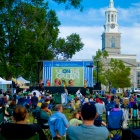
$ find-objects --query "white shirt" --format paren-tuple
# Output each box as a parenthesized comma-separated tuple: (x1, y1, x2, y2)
(76, 90, 82, 99)
(31, 90, 40, 97)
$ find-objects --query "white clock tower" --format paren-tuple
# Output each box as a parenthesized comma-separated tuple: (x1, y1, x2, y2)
(102, 0, 121, 54)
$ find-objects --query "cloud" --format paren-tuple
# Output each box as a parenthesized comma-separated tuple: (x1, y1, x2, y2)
(58, 25, 140, 61)
(59, 26, 102, 60)
(56, 3, 140, 61)
(120, 26, 140, 61)
(56, 2, 140, 26)
(57, 8, 106, 26)
(131, 2, 140, 7)
(117, 7, 140, 25)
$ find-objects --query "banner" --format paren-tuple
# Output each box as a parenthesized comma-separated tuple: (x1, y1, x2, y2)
(52, 67, 83, 87)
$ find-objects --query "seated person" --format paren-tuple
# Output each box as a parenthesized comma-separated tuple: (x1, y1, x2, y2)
(111, 104, 121, 111)
(69, 112, 82, 126)
(1, 105, 47, 140)
(94, 118, 107, 127)
(0, 102, 5, 126)
(67, 94, 72, 103)
(82, 96, 89, 104)
(49, 104, 68, 139)
(32, 103, 52, 125)
(67, 102, 109, 140)
(7, 100, 16, 116)
(0, 102, 5, 113)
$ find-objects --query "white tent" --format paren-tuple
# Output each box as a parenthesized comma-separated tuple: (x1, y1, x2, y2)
(0, 77, 12, 84)
(17, 76, 30, 84)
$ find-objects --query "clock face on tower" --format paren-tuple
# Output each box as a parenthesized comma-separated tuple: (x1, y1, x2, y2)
(110, 24, 115, 29)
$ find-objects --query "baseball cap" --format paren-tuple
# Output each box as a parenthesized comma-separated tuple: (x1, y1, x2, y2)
(81, 102, 97, 120)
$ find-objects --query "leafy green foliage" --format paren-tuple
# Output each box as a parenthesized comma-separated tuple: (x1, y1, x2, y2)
(0, 0, 84, 82)
(93, 50, 131, 91)
(53, 33, 84, 59)
(93, 49, 108, 84)
(107, 59, 131, 89)
(52, 0, 83, 11)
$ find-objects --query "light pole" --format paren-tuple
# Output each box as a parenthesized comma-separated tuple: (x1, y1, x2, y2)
(96, 60, 99, 84)
(93, 58, 101, 90)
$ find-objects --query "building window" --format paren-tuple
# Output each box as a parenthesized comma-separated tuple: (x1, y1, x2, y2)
(138, 80, 140, 84)
(111, 14, 114, 22)
(108, 14, 110, 22)
(138, 72, 140, 77)
(110, 37, 115, 48)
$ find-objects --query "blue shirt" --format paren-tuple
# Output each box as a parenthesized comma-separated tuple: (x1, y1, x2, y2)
(67, 124, 109, 140)
(49, 111, 68, 137)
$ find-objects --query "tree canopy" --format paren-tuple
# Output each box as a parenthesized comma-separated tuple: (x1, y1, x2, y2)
(107, 58, 131, 89)
(52, 0, 83, 11)
(93, 49, 108, 84)
(93, 50, 131, 91)
(0, 0, 84, 82)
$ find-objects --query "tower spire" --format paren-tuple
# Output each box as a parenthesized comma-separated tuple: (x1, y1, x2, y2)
(109, 0, 114, 8)
(102, 0, 121, 55)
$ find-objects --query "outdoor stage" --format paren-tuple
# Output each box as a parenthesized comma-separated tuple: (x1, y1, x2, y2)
(29, 86, 94, 95)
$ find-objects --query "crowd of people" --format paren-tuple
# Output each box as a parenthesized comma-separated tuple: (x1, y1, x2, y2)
(0, 87, 140, 140)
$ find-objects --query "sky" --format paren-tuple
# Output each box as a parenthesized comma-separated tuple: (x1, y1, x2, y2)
(48, 0, 140, 61)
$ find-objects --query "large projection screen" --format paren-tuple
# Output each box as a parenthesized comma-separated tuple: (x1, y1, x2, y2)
(43, 60, 93, 87)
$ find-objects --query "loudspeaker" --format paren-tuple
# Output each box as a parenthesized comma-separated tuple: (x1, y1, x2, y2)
(94, 82, 101, 90)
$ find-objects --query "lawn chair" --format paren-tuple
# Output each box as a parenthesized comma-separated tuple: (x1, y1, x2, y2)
(128, 118, 140, 140)
(107, 110, 123, 137)
(128, 116, 140, 135)
(0, 133, 39, 140)
(51, 93, 62, 111)
(17, 98, 27, 107)
(0, 108, 5, 128)
(33, 110, 51, 138)
(0, 98, 5, 105)
(53, 93, 62, 104)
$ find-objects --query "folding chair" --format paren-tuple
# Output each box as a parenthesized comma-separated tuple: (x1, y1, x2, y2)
(53, 93, 62, 105)
(107, 110, 123, 136)
(0, 109, 4, 128)
(33, 111, 51, 138)
(128, 117, 140, 130)
(0, 133, 39, 140)
(0, 98, 5, 105)
(126, 115, 140, 140)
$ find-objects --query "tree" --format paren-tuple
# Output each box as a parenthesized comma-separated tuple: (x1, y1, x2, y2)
(107, 59, 131, 92)
(53, 33, 84, 59)
(0, 0, 84, 82)
(93, 49, 108, 85)
(52, 0, 83, 11)
(93, 50, 131, 92)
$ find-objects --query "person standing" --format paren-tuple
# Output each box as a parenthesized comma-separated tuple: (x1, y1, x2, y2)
(75, 88, 82, 99)
(31, 92, 38, 109)
(95, 98, 106, 120)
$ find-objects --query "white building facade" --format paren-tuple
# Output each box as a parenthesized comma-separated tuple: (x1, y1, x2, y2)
(101, 0, 139, 90)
